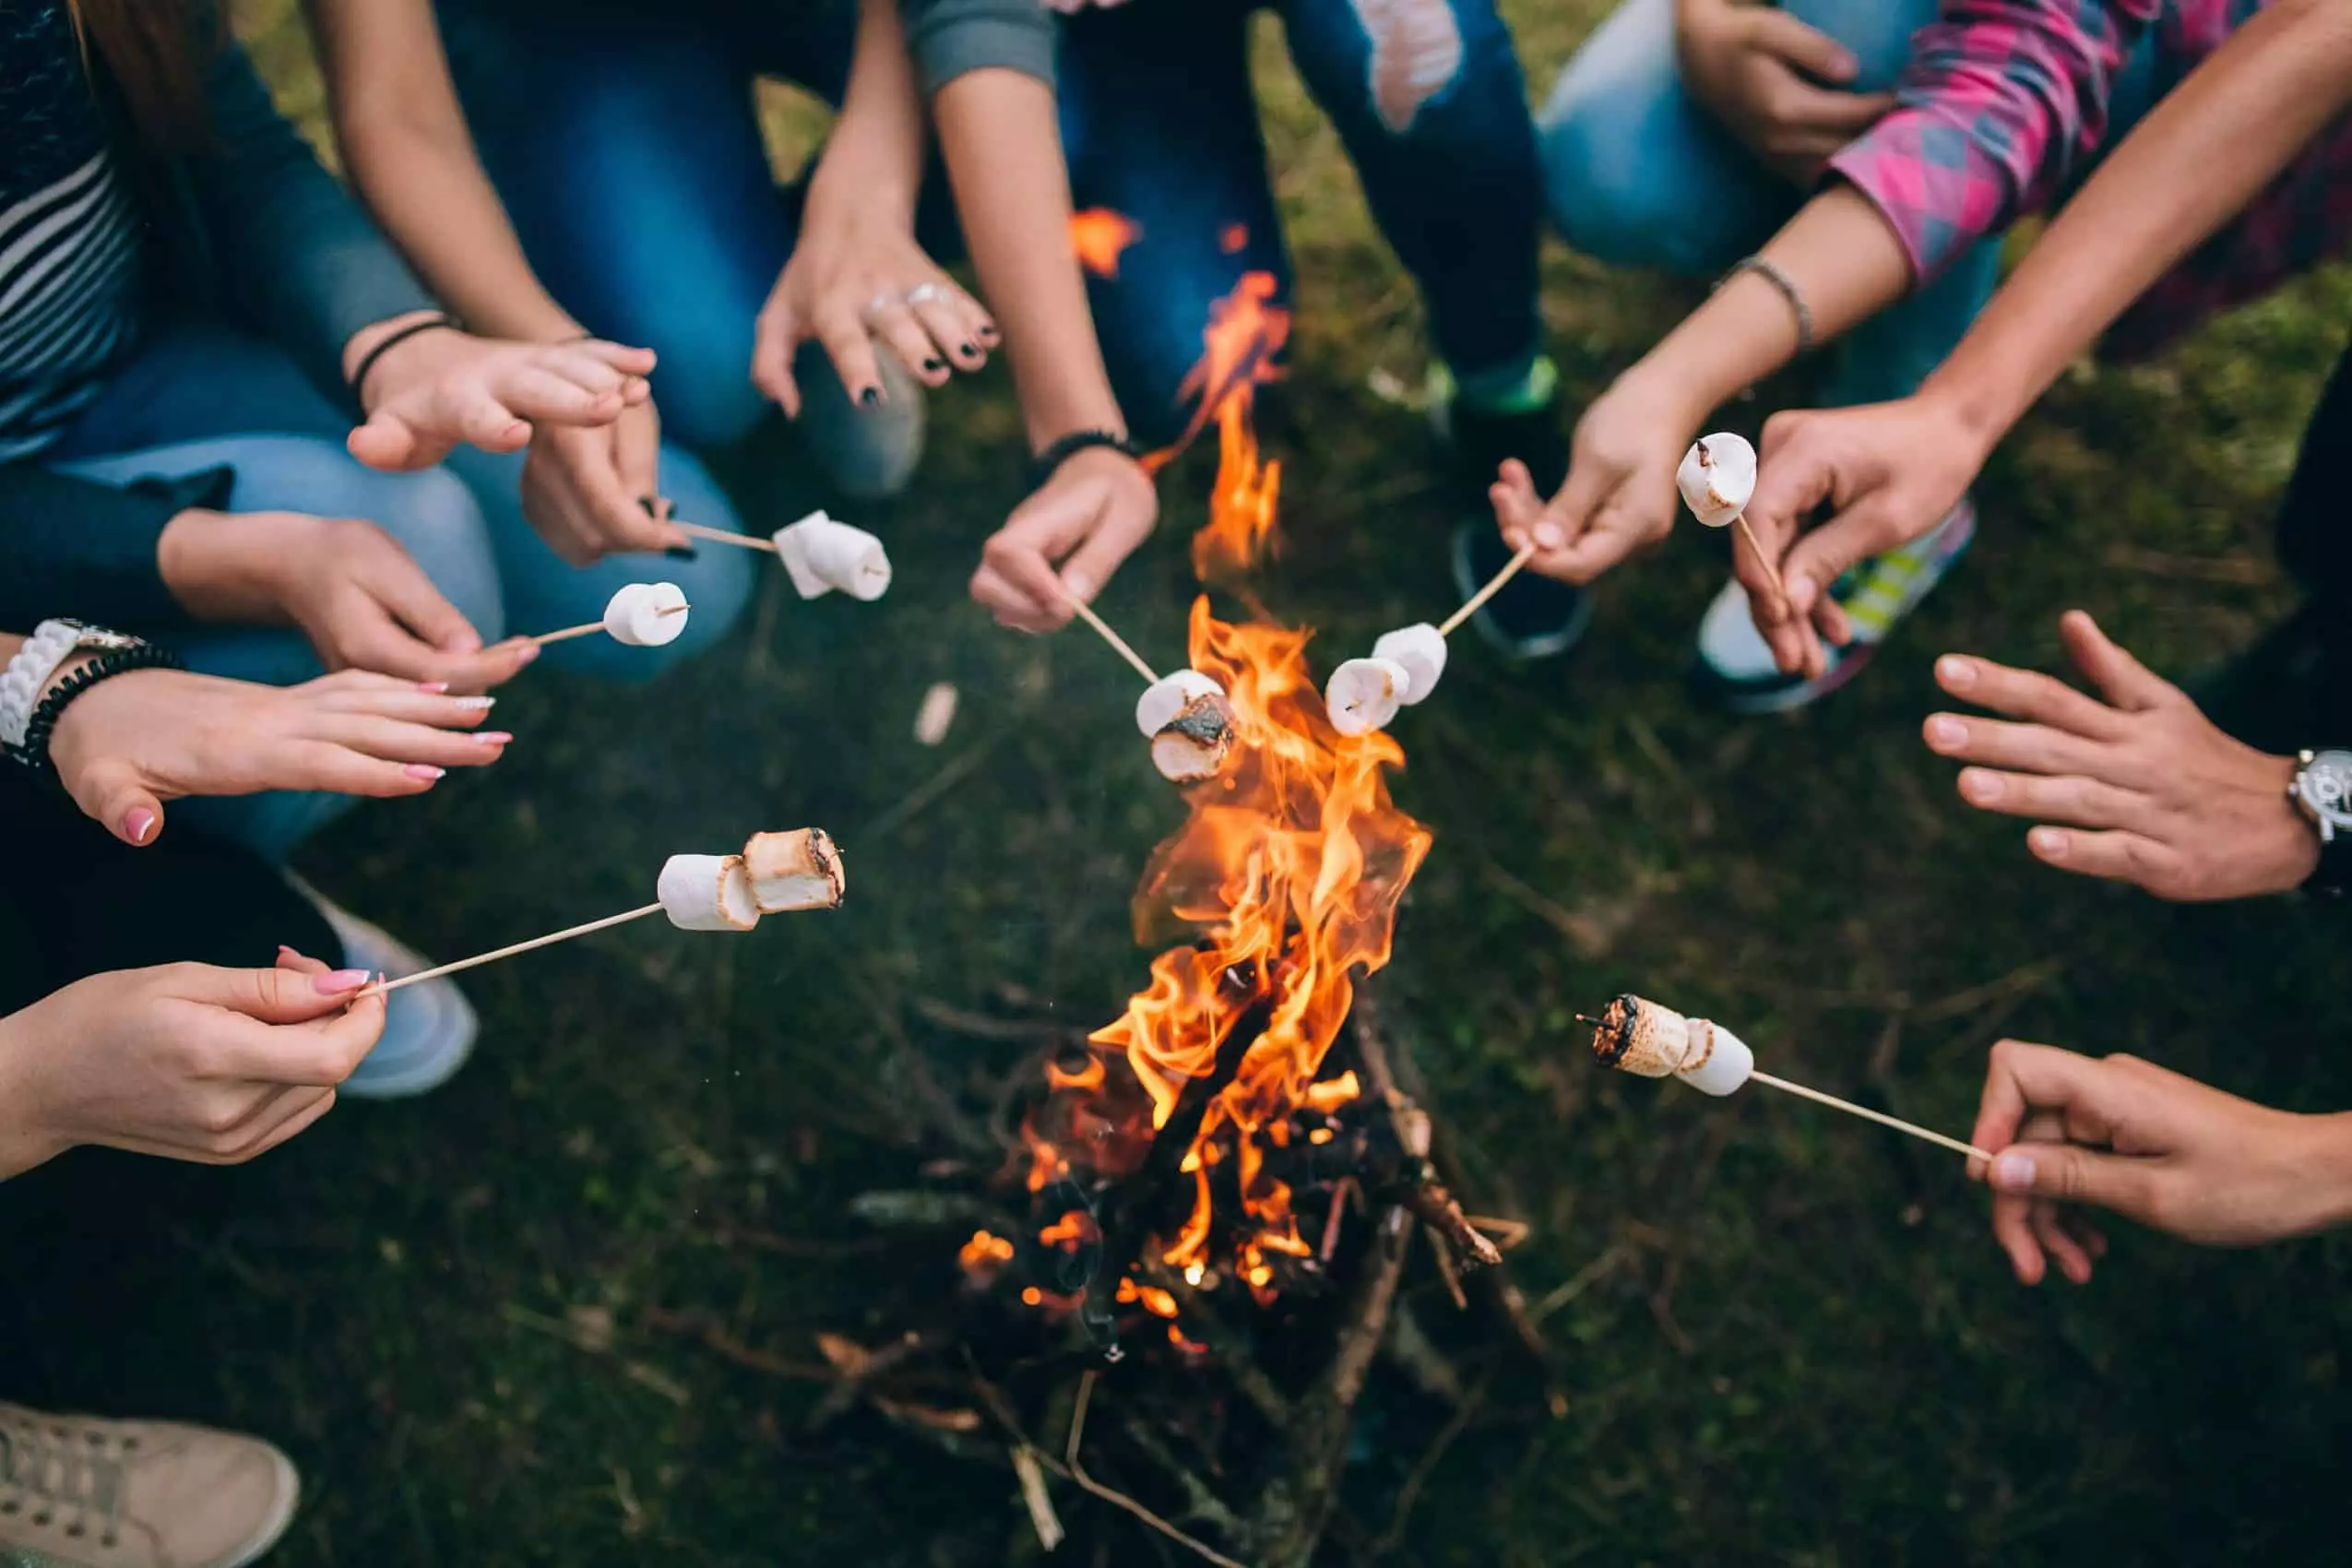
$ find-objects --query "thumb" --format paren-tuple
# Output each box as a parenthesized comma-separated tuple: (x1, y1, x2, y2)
(348, 410, 424, 472)
(1747, 9, 1859, 82)
(173, 960, 374, 1025)
(70, 759, 165, 848)
(2059, 610, 2176, 712)
(1988, 1141, 2158, 1222)
(1778, 497, 1900, 621)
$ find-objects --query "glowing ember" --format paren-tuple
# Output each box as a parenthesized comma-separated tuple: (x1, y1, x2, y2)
(1071, 208, 1143, 279)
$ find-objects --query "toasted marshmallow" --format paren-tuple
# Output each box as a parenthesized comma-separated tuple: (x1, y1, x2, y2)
(1149, 688, 1238, 784)
(742, 828, 845, 913)
(1135, 670, 1227, 739)
(658, 854, 761, 932)
(1676, 434, 1756, 529)
(1589, 993, 1753, 1098)
(601, 582, 691, 647)
(1324, 657, 1408, 737)
(1372, 624, 1447, 705)
(774, 511, 893, 601)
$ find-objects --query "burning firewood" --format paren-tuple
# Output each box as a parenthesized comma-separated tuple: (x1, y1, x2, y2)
(1586, 993, 1994, 1160)
(1676, 433, 1786, 605)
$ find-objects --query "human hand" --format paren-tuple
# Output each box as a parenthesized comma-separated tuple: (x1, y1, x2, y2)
(1741, 398, 1991, 677)
(970, 446, 1158, 632)
(0, 952, 383, 1178)
(346, 316, 656, 471)
(1491, 372, 1691, 585)
(1675, 0, 1895, 183)
(1967, 1038, 2352, 1284)
(522, 398, 687, 565)
(753, 203, 997, 417)
(1925, 611, 2317, 901)
(48, 666, 509, 847)
(157, 508, 536, 691)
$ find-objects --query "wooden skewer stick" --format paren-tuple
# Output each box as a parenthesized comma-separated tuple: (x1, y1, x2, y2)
(1436, 540, 1538, 638)
(357, 902, 666, 999)
(672, 520, 778, 553)
(1058, 588, 1159, 685)
(1748, 1070, 1993, 1163)
(528, 604, 687, 647)
(1729, 512, 1788, 606)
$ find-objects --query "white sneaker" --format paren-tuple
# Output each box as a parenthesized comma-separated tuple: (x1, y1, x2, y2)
(288, 878, 477, 1099)
(0, 1402, 299, 1568)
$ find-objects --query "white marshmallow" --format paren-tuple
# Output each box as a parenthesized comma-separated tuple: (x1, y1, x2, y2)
(601, 581, 691, 647)
(1134, 670, 1226, 739)
(658, 854, 761, 932)
(1675, 1018, 1754, 1098)
(1371, 624, 1447, 705)
(774, 511, 893, 601)
(1324, 657, 1408, 737)
(1676, 434, 1756, 529)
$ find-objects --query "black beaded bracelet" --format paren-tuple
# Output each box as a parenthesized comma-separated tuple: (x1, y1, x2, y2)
(1028, 428, 1142, 493)
(349, 312, 462, 402)
(8, 644, 186, 776)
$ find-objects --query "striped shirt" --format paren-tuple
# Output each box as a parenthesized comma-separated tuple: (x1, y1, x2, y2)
(0, 1, 147, 464)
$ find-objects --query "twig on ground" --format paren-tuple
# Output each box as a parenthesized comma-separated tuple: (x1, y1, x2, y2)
(640, 1307, 831, 1382)
(1372, 1370, 1494, 1562)
(1066, 1372, 1253, 1568)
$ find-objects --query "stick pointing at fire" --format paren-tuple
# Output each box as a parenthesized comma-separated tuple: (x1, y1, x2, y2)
(1585, 994, 1994, 1163)
(1057, 585, 1242, 787)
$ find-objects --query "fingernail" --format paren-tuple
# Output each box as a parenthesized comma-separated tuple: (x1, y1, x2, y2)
(1938, 655, 1977, 687)
(472, 731, 514, 745)
(1791, 577, 1817, 612)
(405, 765, 446, 781)
(315, 968, 372, 995)
(1833, 48, 1858, 75)
(417, 681, 451, 694)
(859, 387, 882, 408)
(278, 944, 299, 958)
(977, 326, 1001, 342)
(515, 644, 540, 664)
(2029, 826, 2069, 860)
(1961, 768, 2002, 802)
(960, 342, 979, 359)
(452, 632, 483, 653)
(1063, 571, 1098, 603)
(1533, 521, 1565, 550)
(125, 808, 157, 845)
(923, 357, 944, 373)
(639, 497, 659, 516)
(455, 695, 495, 711)
(665, 545, 700, 562)
(1990, 1151, 2036, 1193)
(1926, 716, 1966, 750)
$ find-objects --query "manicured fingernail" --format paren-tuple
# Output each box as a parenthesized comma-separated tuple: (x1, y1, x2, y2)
(1938, 655, 1977, 687)
(1927, 716, 1966, 750)
(417, 681, 450, 694)
(455, 695, 495, 711)
(125, 808, 157, 844)
(665, 545, 700, 561)
(1990, 1151, 2036, 1193)
(405, 765, 445, 781)
(2029, 826, 2069, 859)
(1533, 521, 1564, 550)
(1960, 768, 2002, 802)
(923, 357, 944, 373)
(315, 968, 372, 995)
(473, 731, 514, 745)
(977, 324, 1000, 341)
(959, 342, 980, 360)
(639, 497, 659, 516)
(859, 387, 882, 407)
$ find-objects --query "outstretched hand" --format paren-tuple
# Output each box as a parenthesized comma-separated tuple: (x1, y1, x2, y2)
(348, 318, 657, 471)
(970, 447, 1157, 632)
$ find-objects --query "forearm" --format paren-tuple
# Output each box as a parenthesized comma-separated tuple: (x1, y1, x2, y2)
(1624, 184, 1912, 424)
(932, 69, 1124, 446)
(0, 1014, 56, 1182)
(809, 0, 930, 228)
(1921, 0, 2352, 445)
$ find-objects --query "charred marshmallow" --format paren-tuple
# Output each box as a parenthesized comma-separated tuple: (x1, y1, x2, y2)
(742, 828, 846, 913)
(1588, 993, 1754, 1098)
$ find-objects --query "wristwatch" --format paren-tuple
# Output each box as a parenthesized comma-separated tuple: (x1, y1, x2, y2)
(2289, 749, 2352, 897)
(1, 620, 145, 752)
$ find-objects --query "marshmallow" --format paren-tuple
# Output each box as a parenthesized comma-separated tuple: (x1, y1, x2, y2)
(601, 582, 691, 647)
(1135, 670, 1227, 739)
(1372, 624, 1447, 705)
(1676, 434, 1756, 529)
(1149, 688, 1238, 785)
(774, 511, 892, 601)
(1588, 994, 1753, 1098)
(742, 828, 846, 913)
(658, 854, 761, 932)
(1324, 657, 1408, 738)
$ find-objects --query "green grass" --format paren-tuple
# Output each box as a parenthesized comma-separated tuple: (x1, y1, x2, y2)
(33, 5, 2352, 1563)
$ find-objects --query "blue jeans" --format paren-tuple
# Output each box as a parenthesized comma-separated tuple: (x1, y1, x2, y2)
(434, 0, 1546, 451)
(41, 322, 756, 861)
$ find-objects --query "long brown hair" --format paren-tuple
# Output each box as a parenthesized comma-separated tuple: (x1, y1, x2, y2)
(66, 0, 220, 153)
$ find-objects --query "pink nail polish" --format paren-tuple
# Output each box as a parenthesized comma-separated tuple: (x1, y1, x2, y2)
(315, 968, 371, 995)
(473, 731, 514, 744)
(124, 808, 157, 844)
(457, 695, 496, 711)
(417, 681, 451, 694)
(405, 764, 446, 780)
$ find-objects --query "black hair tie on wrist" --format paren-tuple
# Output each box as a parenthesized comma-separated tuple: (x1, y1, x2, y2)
(10, 644, 187, 777)
(1028, 428, 1142, 493)
(349, 312, 463, 402)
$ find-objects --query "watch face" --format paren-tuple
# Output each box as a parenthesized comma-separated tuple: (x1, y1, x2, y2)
(75, 629, 141, 652)
(2300, 751, 2352, 826)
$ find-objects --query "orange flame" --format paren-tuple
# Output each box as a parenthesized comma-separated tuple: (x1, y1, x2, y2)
(1072, 208, 1143, 279)
(1140, 273, 1292, 583)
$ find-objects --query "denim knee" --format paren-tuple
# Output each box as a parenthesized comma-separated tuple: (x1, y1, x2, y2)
(637, 319, 771, 454)
(1539, 91, 1731, 275)
(347, 466, 510, 647)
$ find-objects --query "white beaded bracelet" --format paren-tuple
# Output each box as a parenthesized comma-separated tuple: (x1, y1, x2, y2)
(0, 620, 92, 750)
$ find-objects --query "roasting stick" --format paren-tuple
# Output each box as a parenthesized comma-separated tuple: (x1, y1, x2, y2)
(1436, 539, 1538, 638)
(360, 904, 666, 998)
(670, 514, 896, 606)
(1585, 996, 1993, 1163)
(530, 604, 685, 647)
(672, 519, 778, 552)
(1059, 588, 1160, 684)
(1326, 544, 1540, 737)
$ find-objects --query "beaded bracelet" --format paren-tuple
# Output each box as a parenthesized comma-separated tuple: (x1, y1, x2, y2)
(1028, 428, 1142, 493)
(8, 644, 186, 776)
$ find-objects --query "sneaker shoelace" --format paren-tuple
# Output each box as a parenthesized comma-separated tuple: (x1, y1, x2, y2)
(0, 1415, 131, 1550)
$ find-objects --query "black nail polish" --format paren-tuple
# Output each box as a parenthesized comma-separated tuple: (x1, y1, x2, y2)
(977, 325, 1001, 342)
(959, 342, 980, 359)
(638, 496, 658, 516)
(664, 545, 699, 562)
(859, 386, 882, 408)
(922, 357, 944, 373)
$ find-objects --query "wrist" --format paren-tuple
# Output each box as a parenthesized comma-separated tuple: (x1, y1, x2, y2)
(157, 509, 311, 623)
(1914, 362, 2019, 467)
(0, 1012, 62, 1181)
(807, 150, 919, 233)
(2292, 1111, 2352, 1234)
(344, 311, 465, 410)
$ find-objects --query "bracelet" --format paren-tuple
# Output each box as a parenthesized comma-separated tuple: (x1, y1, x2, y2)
(349, 311, 462, 402)
(1028, 428, 1141, 493)
(1, 621, 93, 748)
(8, 644, 185, 776)
(1718, 255, 1814, 356)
